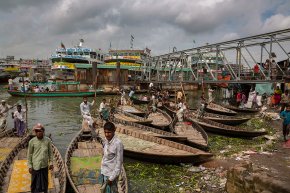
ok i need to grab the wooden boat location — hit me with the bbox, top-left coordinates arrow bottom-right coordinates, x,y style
112,116 -> 187,143
8,90 -> 96,97
0,116 -> 7,131
117,105 -> 146,117
205,102 -> 237,116
114,110 -> 153,125
190,110 -> 251,126
97,125 -> 212,164
0,128 -> 15,139
147,108 -> 172,130
185,112 -> 267,138
220,104 -> 260,113
162,102 -> 178,118
170,116 -> 208,150
0,134 -> 66,193
130,96 -> 150,105
65,121 -> 128,193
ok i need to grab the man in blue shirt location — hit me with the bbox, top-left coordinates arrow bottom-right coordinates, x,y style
280,105 -> 290,141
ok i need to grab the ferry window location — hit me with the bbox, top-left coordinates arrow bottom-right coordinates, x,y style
84,52 -> 89,55
119,53 -> 124,56
129,53 -> 134,56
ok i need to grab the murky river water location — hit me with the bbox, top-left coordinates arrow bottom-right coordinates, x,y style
0,84 -> 209,192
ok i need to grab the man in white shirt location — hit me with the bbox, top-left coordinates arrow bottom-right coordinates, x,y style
100,122 -> 124,193
80,96 -> 95,127
8,78 -> 13,91
120,89 -> 127,105
0,100 -> 11,118
12,104 -> 26,136
149,82 -> 154,91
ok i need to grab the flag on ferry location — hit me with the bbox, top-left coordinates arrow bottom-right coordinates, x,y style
61,42 -> 66,50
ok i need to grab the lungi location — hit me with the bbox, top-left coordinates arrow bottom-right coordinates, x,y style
14,119 -> 25,136
31,167 -> 48,193
98,174 -> 118,193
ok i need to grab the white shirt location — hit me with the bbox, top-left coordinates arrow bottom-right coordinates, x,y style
80,101 -> 94,115
121,91 -> 126,97
99,102 -> 106,112
101,135 -> 124,181
0,104 -> 10,114
129,90 -> 135,97
149,83 -> 153,88
13,109 -> 26,122
8,79 -> 13,84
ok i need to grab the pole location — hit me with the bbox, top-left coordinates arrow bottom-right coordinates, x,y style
94,81 -> 97,116
22,73 -> 28,134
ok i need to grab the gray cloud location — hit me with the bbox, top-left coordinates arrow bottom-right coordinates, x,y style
0,0 -> 289,58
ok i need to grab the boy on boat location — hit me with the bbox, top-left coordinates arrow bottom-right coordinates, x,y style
80,96 -> 95,128
12,104 -> 26,136
100,121 -> 124,193
280,105 -> 290,141
28,123 -> 53,193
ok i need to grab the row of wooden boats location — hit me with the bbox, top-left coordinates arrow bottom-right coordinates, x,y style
162,104 -> 267,138
0,100 -> 264,193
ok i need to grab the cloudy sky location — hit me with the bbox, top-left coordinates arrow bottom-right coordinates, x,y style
0,0 -> 290,60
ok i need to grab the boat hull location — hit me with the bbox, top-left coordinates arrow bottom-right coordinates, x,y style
130,96 -> 150,104
8,90 -> 95,97
185,114 -> 267,138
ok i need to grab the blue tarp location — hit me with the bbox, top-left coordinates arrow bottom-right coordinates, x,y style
255,83 -> 273,95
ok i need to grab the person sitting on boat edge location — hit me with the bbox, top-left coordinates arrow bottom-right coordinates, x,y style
0,100 -> 11,118
12,104 -> 26,136
28,123 -> 53,193
80,96 -> 95,127
280,105 -> 290,142
99,121 -> 124,193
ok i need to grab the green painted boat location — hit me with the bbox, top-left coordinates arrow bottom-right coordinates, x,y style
7,90 -> 96,97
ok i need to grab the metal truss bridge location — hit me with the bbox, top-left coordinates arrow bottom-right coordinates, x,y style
142,28 -> 290,85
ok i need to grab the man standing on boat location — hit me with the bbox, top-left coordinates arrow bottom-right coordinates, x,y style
80,96 -> 95,128
28,123 -> 53,193
100,121 -> 124,193
99,99 -> 109,121
12,104 -> 26,136
208,87 -> 214,103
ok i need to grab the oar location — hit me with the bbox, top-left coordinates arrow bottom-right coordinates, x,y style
23,77 -> 29,135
